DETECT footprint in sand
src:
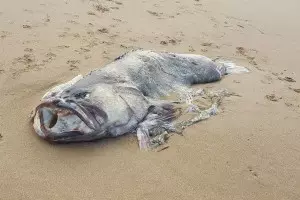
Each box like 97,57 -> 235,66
86,40 -> 98,48
44,14 -> 50,23
112,18 -> 123,23
12,51 -> 58,77
202,42 -> 220,48
223,19 -> 247,32
1,31 -> 11,39
44,52 -> 57,63
200,42 -> 220,52
97,28 -> 109,34
75,47 -> 90,54
22,24 -> 32,29
114,1 -> 122,5
87,11 -> 96,16
23,9 -> 35,14
236,46 -> 246,55
58,32 -> 67,38
160,38 -> 181,46
260,75 -> 273,84
210,17 -> 220,28
109,34 -> 118,39
11,54 -> 44,78
67,60 -> 81,71
235,46 -> 263,70
69,65 -> 79,71
101,51 -> 110,60
58,31 -> 79,38
93,4 -> 110,13
87,30 -> 95,36
265,94 -> 282,102
57,45 -> 70,49
188,45 -> 195,52
271,72 -> 296,83
247,166 -> 258,177
120,44 -> 129,49
13,54 -> 35,65
0,68 -> 5,75
84,55 -> 91,60
73,33 -> 80,38
100,41 -> 114,45
24,48 -> 33,53
147,10 -> 163,17
67,20 -> 79,25
289,87 -> 300,93
225,15 -> 265,35
284,102 -> 294,107
278,76 -> 296,83
129,38 -> 137,42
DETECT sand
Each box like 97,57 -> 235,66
1,0 -> 300,199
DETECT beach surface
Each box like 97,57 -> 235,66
0,0 -> 300,199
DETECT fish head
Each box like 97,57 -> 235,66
32,92 -> 108,143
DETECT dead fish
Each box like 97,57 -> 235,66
31,50 -> 249,149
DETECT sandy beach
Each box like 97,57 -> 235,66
1,0 -> 300,199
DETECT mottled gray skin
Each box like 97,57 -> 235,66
32,50 -> 231,149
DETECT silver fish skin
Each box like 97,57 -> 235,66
32,50 -> 248,149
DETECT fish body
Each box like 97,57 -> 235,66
32,50 -> 248,149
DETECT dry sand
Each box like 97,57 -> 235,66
1,0 -> 300,199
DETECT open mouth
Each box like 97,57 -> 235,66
32,99 -> 107,142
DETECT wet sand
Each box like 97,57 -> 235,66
1,0 -> 300,199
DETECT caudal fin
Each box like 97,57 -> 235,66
216,60 -> 249,75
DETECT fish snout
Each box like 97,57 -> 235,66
32,98 -> 105,142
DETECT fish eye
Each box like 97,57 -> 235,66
74,91 -> 89,99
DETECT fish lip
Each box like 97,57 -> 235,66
46,129 -> 107,143
56,99 -> 99,130
33,98 -> 102,140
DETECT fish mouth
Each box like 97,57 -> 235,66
32,99 -> 108,142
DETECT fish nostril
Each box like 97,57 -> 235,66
49,112 -> 58,128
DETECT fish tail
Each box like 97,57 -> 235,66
215,60 -> 249,76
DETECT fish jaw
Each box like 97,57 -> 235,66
32,98 -> 107,143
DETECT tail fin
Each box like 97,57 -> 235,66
215,60 -> 249,76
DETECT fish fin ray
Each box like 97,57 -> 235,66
215,60 -> 249,75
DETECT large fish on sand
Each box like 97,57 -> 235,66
31,50 -> 248,149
